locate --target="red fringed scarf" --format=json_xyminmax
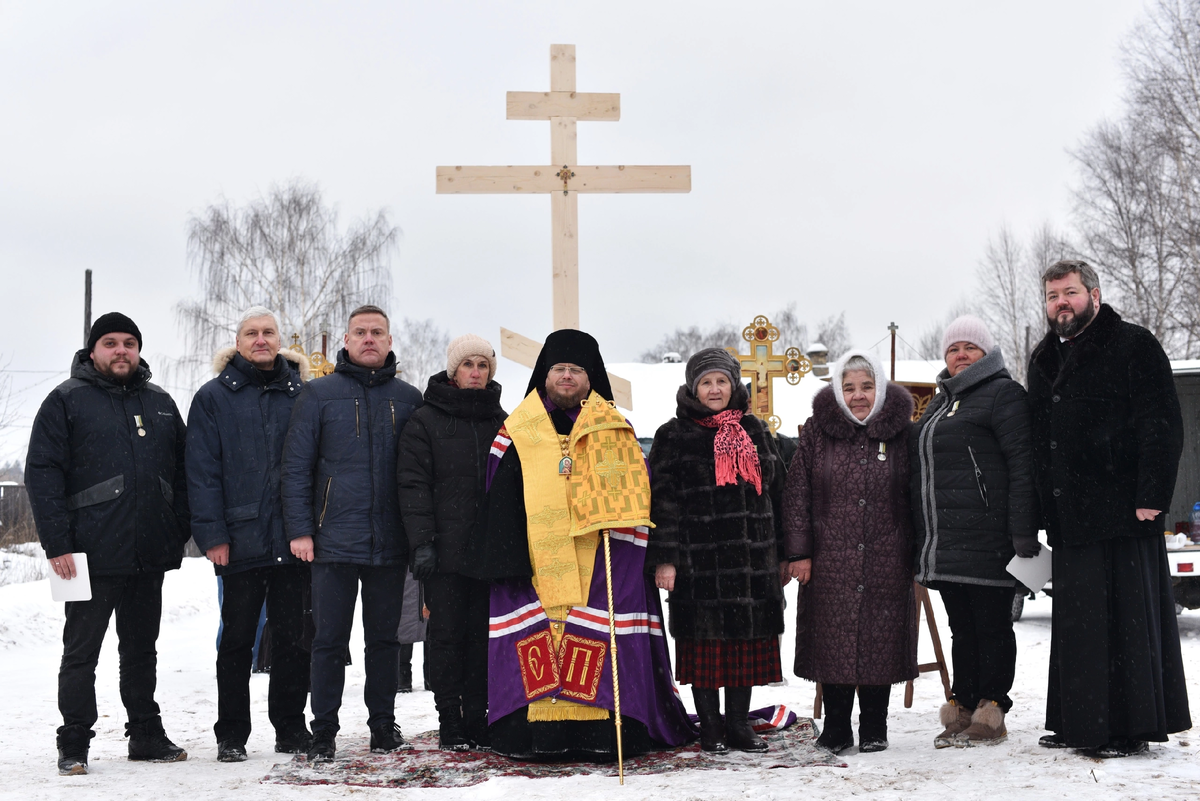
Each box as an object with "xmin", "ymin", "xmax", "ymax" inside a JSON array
[{"xmin": 695, "ymin": 409, "xmax": 762, "ymax": 495}]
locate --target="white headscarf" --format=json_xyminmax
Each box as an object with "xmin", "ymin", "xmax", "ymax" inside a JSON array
[{"xmin": 829, "ymin": 348, "xmax": 889, "ymax": 427}]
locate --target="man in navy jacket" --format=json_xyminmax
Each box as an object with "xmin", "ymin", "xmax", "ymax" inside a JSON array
[
  {"xmin": 27, "ymin": 312, "xmax": 190, "ymax": 775},
  {"xmin": 281, "ymin": 305, "xmax": 422, "ymax": 761},
  {"xmin": 186, "ymin": 306, "xmax": 313, "ymax": 762}
]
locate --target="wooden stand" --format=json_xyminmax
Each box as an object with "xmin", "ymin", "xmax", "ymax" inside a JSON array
[{"xmin": 812, "ymin": 582, "xmax": 951, "ymax": 718}]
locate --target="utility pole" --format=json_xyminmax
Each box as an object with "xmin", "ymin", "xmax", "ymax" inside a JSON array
[
  {"xmin": 888, "ymin": 321, "xmax": 899, "ymax": 381},
  {"xmin": 83, "ymin": 269, "xmax": 93, "ymax": 347}
]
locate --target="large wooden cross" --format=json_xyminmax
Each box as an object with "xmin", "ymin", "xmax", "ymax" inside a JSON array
[{"xmin": 437, "ymin": 44, "xmax": 691, "ymax": 409}]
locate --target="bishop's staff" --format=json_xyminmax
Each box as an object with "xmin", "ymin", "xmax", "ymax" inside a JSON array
[{"xmin": 601, "ymin": 529, "xmax": 624, "ymax": 784}]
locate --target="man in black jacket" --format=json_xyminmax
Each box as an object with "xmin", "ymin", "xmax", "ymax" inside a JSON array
[
  {"xmin": 186, "ymin": 306, "xmax": 313, "ymax": 762},
  {"xmin": 26, "ymin": 312, "xmax": 190, "ymax": 776},
  {"xmin": 1028, "ymin": 260, "xmax": 1191, "ymax": 757},
  {"xmin": 281, "ymin": 305, "xmax": 423, "ymax": 762},
  {"xmin": 398, "ymin": 333, "xmax": 506, "ymax": 750}
]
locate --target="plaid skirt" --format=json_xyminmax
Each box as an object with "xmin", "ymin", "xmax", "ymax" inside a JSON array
[{"xmin": 675, "ymin": 637, "xmax": 782, "ymax": 689}]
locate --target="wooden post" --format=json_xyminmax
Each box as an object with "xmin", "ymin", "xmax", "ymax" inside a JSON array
[{"xmin": 83, "ymin": 269, "xmax": 93, "ymax": 348}]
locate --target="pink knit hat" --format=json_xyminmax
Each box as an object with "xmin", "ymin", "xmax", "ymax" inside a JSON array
[
  {"xmin": 941, "ymin": 315, "xmax": 996, "ymax": 355},
  {"xmin": 446, "ymin": 334, "xmax": 497, "ymax": 379}
]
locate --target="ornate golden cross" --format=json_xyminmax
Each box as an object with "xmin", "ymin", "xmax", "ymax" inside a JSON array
[
  {"xmin": 594, "ymin": 448, "xmax": 628, "ymax": 491},
  {"xmin": 727, "ymin": 315, "xmax": 811, "ymax": 434}
]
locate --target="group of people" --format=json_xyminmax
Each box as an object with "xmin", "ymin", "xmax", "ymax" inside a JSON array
[{"xmin": 25, "ymin": 259, "xmax": 1191, "ymax": 778}]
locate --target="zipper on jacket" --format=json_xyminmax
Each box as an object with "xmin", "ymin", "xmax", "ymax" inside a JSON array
[
  {"xmin": 319, "ymin": 477, "xmax": 332, "ymax": 527},
  {"xmin": 967, "ymin": 445, "xmax": 989, "ymax": 508},
  {"xmin": 355, "ymin": 399, "xmax": 361, "ymax": 437},
  {"xmin": 390, "ymin": 400, "xmax": 395, "ymax": 433}
]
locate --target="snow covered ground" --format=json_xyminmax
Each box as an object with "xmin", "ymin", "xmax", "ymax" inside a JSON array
[{"xmin": 1, "ymin": 556, "xmax": 1197, "ymax": 801}]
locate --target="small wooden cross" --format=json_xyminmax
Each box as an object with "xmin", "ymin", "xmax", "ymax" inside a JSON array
[
  {"xmin": 727, "ymin": 315, "xmax": 811, "ymax": 434},
  {"xmin": 437, "ymin": 44, "xmax": 692, "ymax": 409}
]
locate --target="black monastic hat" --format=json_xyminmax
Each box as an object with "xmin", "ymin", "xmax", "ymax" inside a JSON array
[{"xmin": 525, "ymin": 329, "xmax": 614, "ymax": 401}]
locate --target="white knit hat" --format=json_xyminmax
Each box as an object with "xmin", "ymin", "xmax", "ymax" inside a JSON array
[
  {"xmin": 941, "ymin": 315, "xmax": 996, "ymax": 355},
  {"xmin": 446, "ymin": 333, "xmax": 497, "ymax": 379}
]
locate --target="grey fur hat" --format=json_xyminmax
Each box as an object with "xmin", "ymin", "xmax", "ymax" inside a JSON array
[{"xmin": 685, "ymin": 348, "xmax": 741, "ymax": 395}]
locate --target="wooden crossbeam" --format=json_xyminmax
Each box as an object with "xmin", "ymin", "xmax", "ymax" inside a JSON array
[
  {"xmin": 507, "ymin": 92, "xmax": 621, "ymax": 121},
  {"xmin": 437, "ymin": 165, "xmax": 691, "ymax": 194}
]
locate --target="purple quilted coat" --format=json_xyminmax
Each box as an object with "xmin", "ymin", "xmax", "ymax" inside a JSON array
[{"xmin": 783, "ymin": 383, "xmax": 918, "ymax": 686}]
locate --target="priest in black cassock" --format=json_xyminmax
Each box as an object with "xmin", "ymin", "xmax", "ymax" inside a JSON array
[{"xmin": 1028, "ymin": 260, "xmax": 1191, "ymax": 758}]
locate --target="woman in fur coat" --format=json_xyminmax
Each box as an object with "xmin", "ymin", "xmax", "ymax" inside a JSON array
[
  {"xmin": 910, "ymin": 316, "xmax": 1039, "ymax": 749},
  {"xmin": 782, "ymin": 350, "xmax": 918, "ymax": 754},
  {"xmin": 648, "ymin": 348, "xmax": 788, "ymax": 754}
]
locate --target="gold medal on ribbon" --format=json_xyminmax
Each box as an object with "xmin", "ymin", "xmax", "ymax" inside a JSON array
[{"xmin": 134, "ymin": 415, "xmax": 146, "ymax": 437}]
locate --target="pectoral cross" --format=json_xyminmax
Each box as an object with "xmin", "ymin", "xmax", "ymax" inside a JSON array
[
  {"xmin": 437, "ymin": 45, "xmax": 692, "ymax": 410},
  {"xmin": 728, "ymin": 315, "xmax": 811, "ymax": 434}
]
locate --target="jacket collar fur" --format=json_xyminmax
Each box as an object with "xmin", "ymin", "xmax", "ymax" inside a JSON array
[{"xmin": 810, "ymin": 380, "xmax": 914, "ymax": 441}]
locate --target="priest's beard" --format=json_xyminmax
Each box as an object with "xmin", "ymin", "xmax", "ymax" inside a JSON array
[
  {"xmin": 1048, "ymin": 301, "xmax": 1096, "ymax": 338},
  {"xmin": 546, "ymin": 384, "xmax": 589, "ymax": 409}
]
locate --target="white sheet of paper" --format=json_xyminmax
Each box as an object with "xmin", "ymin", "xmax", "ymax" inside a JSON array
[
  {"xmin": 49, "ymin": 552, "xmax": 92, "ymax": 602},
  {"xmin": 1006, "ymin": 544, "xmax": 1052, "ymax": 593}
]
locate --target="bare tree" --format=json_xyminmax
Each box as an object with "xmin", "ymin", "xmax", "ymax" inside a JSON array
[
  {"xmin": 172, "ymin": 180, "xmax": 398, "ymax": 395},
  {"xmin": 975, "ymin": 224, "xmax": 1063, "ymax": 381},
  {"xmin": 770, "ymin": 302, "xmax": 809, "ymax": 353},
  {"xmin": 814, "ymin": 312, "xmax": 852, "ymax": 360},
  {"xmin": 911, "ymin": 303, "xmax": 978, "ymax": 361},
  {"xmin": 394, "ymin": 317, "xmax": 450, "ymax": 384},
  {"xmin": 639, "ymin": 323, "xmax": 741, "ymax": 363}
]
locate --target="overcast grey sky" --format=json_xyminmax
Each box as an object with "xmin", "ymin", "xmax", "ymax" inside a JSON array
[{"xmin": 0, "ymin": 0, "xmax": 1147, "ymax": 460}]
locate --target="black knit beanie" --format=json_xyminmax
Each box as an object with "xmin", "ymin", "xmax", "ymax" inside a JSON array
[{"xmin": 87, "ymin": 312, "xmax": 143, "ymax": 352}]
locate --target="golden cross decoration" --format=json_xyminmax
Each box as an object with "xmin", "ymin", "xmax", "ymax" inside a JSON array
[
  {"xmin": 727, "ymin": 315, "xmax": 811, "ymax": 434},
  {"xmin": 594, "ymin": 448, "xmax": 628, "ymax": 492},
  {"xmin": 437, "ymin": 44, "xmax": 692, "ymax": 411}
]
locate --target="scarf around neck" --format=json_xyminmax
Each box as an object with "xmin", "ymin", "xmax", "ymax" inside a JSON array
[{"xmin": 695, "ymin": 409, "xmax": 762, "ymax": 495}]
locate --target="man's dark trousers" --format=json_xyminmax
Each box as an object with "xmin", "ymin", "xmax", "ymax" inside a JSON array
[
  {"xmin": 58, "ymin": 573, "xmax": 165, "ymax": 746},
  {"xmin": 215, "ymin": 563, "xmax": 310, "ymax": 744},
  {"xmin": 310, "ymin": 563, "xmax": 405, "ymax": 734}
]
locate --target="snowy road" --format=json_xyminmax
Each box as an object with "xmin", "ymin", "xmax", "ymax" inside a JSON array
[{"xmin": 1, "ymin": 558, "xmax": 1197, "ymax": 800}]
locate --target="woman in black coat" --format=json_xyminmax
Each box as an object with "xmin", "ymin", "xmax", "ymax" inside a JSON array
[
  {"xmin": 397, "ymin": 334, "xmax": 506, "ymax": 750},
  {"xmin": 647, "ymin": 348, "xmax": 787, "ymax": 754},
  {"xmin": 910, "ymin": 315, "xmax": 1039, "ymax": 749}
]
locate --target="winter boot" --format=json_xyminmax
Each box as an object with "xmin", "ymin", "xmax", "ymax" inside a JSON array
[
  {"xmin": 957, "ymin": 699, "xmax": 1007, "ymax": 746},
  {"xmin": 370, "ymin": 722, "xmax": 413, "ymax": 753},
  {"xmin": 56, "ymin": 727, "xmax": 92, "ymax": 776},
  {"xmin": 126, "ymin": 719, "xmax": 187, "ymax": 763},
  {"xmin": 216, "ymin": 741, "xmax": 247, "ymax": 762},
  {"xmin": 1093, "ymin": 738, "xmax": 1149, "ymax": 758},
  {"xmin": 465, "ymin": 714, "xmax": 492, "ymax": 751},
  {"xmin": 396, "ymin": 644, "xmax": 414, "ymax": 694},
  {"xmin": 56, "ymin": 746, "xmax": 89, "ymax": 776},
  {"xmin": 274, "ymin": 727, "xmax": 313, "ymax": 754},
  {"xmin": 934, "ymin": 700, "xmax": 974, "ymax": 749},
  {"xmin": 693, "ymin": 688, "xmax": 727, "ymax": 753},
  {"xmin": 439, "ymin": 709, "xmax": 471, "ymax": 752},
  {"xmin": 724, "ymin": 687, "xmax": 768, "ymax": 752},
  {"xmin": 856, "ymin": 685, "xmax": 891, "ymax": 753},
  {"xmin": 816, "ymin": 684, "xmax": 855, "ymax": 754},
  {"xmin": 307, "ymin": 727, "xmax": 336, "ymax": 762}
]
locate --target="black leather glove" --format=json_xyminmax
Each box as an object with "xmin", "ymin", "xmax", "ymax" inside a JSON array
[
  {"xmin": 1013, "ymin": 535, "xmax": 1041, "ymax": 559},
  {"xmin": 411, "ymin": 542, "xmax": 438, "ymax": 580}
]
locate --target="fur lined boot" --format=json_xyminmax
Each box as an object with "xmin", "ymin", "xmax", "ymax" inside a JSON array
[
  {"xmin": 934, "ymin": 700, "xmax": 974, "ymax": 749},
  {"xmin": 957, "ymin": 699, "xmax": 1007, "ymax": 746}
]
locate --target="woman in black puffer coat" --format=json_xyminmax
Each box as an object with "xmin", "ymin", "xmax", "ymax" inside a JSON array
[
  {"xmin": 910, "ymin": 315, "xmax": 1039, "ymax": 749},
  {"xmin": 647, "ymin": 348, "xmax": 787, "ymax": 755},
  {"xmin": 397, "ymin": 335, "xmax": 506, "ymax": 751}
]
